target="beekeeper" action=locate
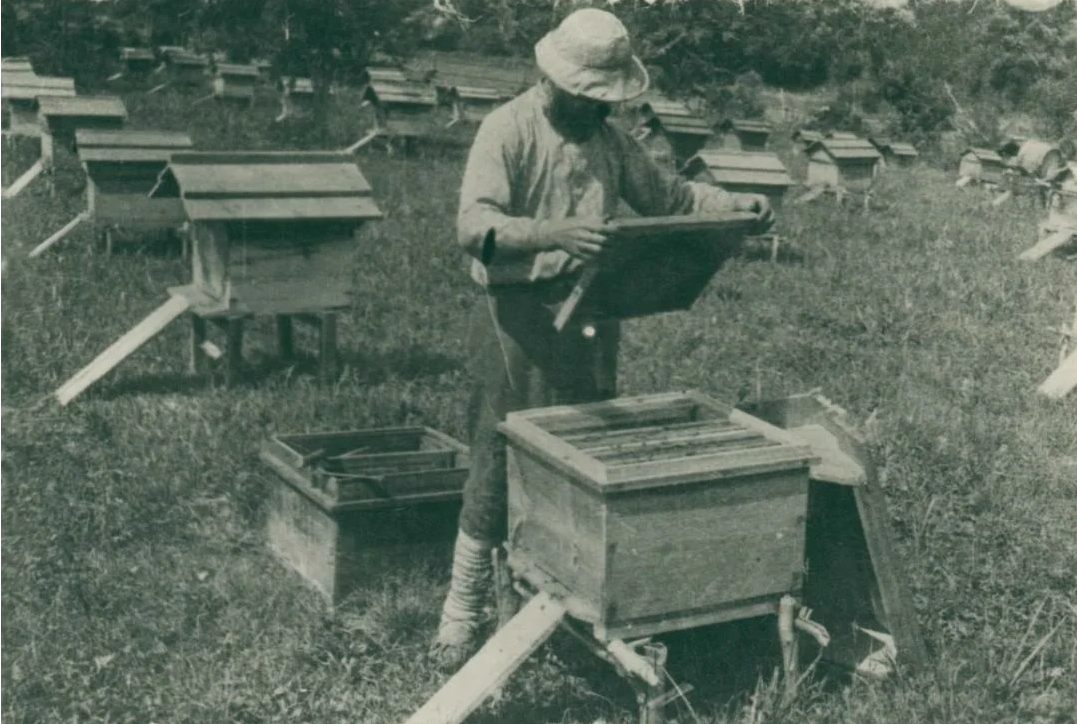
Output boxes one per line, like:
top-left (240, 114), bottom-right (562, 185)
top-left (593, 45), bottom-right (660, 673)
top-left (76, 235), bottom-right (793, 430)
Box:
top-left (432, 7), bottom-right (775, 669)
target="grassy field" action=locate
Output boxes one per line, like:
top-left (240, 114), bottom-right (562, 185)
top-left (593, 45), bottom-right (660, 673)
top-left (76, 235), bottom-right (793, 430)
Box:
top-left (2, 86), bottom-right (1076, 724)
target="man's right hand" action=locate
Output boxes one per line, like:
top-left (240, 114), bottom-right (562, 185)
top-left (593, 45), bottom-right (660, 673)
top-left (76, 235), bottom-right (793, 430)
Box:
top-left (533, 217), bottom-right (616, 261)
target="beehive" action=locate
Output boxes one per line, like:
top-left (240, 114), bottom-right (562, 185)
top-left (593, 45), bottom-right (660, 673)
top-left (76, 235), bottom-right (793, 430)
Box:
top-left (261, 427), bottom-right (469, 603)
top-left (150, 151), bottom-right (383, 315)
top-left (120, 47), bottom-right (157, 77)
top-left (1, 57), bottom-right (33, 73)
top-left (75, 129), bottom-right (193, 228)
top-left (958, 148), bottom-right (1005, 186)
top-left (362, 80), bottom-right (445, 139)
top-left (826, 130), bottom-right (859, 140)
top-left (791, 128), bottom-right (824, 153)
top-left (38, 96), bottom-right (127, 163)
top-left (805, 138), bottom-right (880, 193)
top-left (279, 77), bottom-right (317, 118)
top-left (406, 50), bottom-right (538, 99)
top-left (683, 150), bottom-right (794, 211)
top-left (501, 391), bottom-right (817, 641)
top-left (719, 118), bottom-right (772, 152)
top-left (1, 72), bottom-right (75, 136)
top-left (634, 99), bottom-right (713, 169)
top-left (212, 63), bottom-right (260, 103)
top-left (446, 86), bottom-right (510, 125)
top-left (161, 48), bottom-right (208, 87)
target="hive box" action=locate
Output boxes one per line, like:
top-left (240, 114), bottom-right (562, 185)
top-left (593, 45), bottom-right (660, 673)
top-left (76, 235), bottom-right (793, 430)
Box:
top-left (1, 73), bottom-right (75, 136)
top-left (683, 150), bottom-right (794, 212)
top-left (500, 391), bottom-right (818, 641)
top-left (38, 95), bottom-right (127, 163)
top-left (261, 427), bottom-right (470, 603)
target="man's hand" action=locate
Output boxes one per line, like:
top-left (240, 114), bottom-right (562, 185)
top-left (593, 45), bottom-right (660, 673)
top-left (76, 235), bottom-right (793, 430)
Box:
top-left (533, 217), bottom-right (616, 261)
top-left (734, 193), bottom-right (776, 235)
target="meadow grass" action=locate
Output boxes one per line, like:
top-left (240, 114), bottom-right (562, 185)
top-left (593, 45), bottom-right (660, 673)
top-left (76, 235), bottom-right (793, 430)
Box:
top-left (2, 86), bottom-right (1075, 724)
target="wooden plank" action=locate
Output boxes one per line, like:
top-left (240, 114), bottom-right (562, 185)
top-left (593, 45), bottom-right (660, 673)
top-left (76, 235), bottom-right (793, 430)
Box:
top-left (172, 162), bottom-right (373, 197)
top-left (28, 211), bottom-right (89, 257)
top-left (1039, 349), bottom-right (1077, 399)
top-left (2, 159), bottom-right (44, 199)
top-left (182, 196), bottom-right (382, 222)
top-left (1018, 229), bottom-right (1074, 261)
top-left (402, 592), bottom-right (566, 724)
top-left (54, 295), bottom-right (190, 405)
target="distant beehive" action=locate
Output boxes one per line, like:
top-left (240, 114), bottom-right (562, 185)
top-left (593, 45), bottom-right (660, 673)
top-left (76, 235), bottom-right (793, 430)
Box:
top-left (75, 129), bottom-right (193, 230)
top-left (633, 98), bottom-right (713, 170)
top-left (958, 148), bottom-right (1005, 186)
top-left (212, 63), bottom-right (260, 104)
top-left (1, 57), bottom-right (33, 73)
top-left (119, 47), bottom-right (156, 77)
top-left (683, 150), bottom-right (794, 211)
top-left (718, 118), bottom-right (772, 152)
top-left (160, 48), bottom-right (209, 87)
top-left (278, 78), bottom-right (320, 118)
top-left (38, 96), bottom-right (127, 164)
top-left (869, 137), bottom-right (919, 168)
top-left (150, 152), bottom-right (383, 315)
top-left (406, 51), bottom-right (539, 99)
top-left (791, 128), bottom-right (825, 154)
top-left (362, 80), bottom-right (444, 138)
top-left (446, 86), bottom-right (511, 125)
top-left (826, 131), bottom-right (859, 140)
top-left (1, 72), bottom-right (75, 136)
top-left (805, 138), bottom-right (880, 193)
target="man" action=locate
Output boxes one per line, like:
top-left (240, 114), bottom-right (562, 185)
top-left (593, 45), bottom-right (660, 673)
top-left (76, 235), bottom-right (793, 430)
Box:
top-left (432, 7), bottom-right (774, 669)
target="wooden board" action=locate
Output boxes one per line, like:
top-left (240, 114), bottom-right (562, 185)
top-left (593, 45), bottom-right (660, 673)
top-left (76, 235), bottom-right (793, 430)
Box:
top-left (1019, 229), bottom-right (1074, 261)
top-left (403, 593), bottom-right (566, 724)
top-left (54, 295), bottom-right (190, 406)
top-left (553, 213), bottom-right (756, 331)
top-left (1039, 349), bottom-right (1077, 398)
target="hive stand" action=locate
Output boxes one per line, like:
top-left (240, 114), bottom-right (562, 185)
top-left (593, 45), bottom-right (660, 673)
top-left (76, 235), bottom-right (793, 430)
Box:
top-left (403, 392), bottom-right (833, 724)
top-left (29, 129), bottom-right (194, 258)
top-left (683, 150), bottom-right (794, 261)
top-left (346, 80), bottom-right (448, 154)
top-left (52, 152), bottom-right (383, 405)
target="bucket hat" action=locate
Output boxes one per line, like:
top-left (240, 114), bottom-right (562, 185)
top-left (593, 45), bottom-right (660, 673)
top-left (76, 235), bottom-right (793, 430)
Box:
top-left (534, 8), bottom-right (649, 103)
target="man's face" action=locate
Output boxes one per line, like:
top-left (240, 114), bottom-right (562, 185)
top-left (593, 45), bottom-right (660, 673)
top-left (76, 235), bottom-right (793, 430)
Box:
top-left (544, 81), bottom-right (612, 141)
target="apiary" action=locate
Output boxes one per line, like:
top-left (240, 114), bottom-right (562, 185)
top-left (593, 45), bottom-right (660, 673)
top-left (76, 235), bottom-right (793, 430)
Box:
top-left (261, 426), bottom-right (470, 604)
top-left (683, 150), bottom-right (794, 212)
top-left (553, 213), bottom-right (755, 331)
top-left (212, 63), bottom-right (259, 104)
top-left (1, 72), bottom-right (75, 136)
top-left (74, 129), bottom-right (193, 247)
top-left (719, 118), bottom-right (772, 152)
top-left (38, 96), bottom-right (127, 164)
top-left (501, 391), bottom-right (817, 642)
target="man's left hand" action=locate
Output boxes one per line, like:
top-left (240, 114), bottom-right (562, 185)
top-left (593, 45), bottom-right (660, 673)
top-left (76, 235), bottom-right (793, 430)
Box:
top-left (734, 193), bottom-right (775, 235)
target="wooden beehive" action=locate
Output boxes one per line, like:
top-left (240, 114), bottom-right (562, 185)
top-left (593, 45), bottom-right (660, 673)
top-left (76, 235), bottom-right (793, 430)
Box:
top-left (120, 47), bottom-right (157, 77)
top-left (553, 213), bottom-right (755, 331)
top-left (407, 50), bottom-right (538, 99)
top-left (75, 129), bottom-right (193, 228)
top-left (279, 77), bottom-right (317, 118)
top-left (150, 151), bottom-right (383, 315)
top-left (212, 63), bottom-right (260, 103)
top-left (719, 118), bottom-right (772, 152)
top-left (869, 138), bottom-right (919, 169)
top-left (446, 85), bottom-right (509, 125)
top-left (362, 80), bottom-right (444, 138)
top-left (261, 427), bottom-right (469, 603)
top-left (1, 57), bottom-right (33, 73)
top-left (501, 391), bottom-right (817, 642)
top-left (791, 128), bottom-right (824, 154)
top-left (1, 73), bottom-right (75, 136)
top-left (958, 148), bottom-right (1005, 186)
top-left (162, 48), bottom-right (208, 87)
top-left (634, 99), bottom-right (713, 169)
top-left (683, 150), bottom-right (794, 211)
top-left (38, 96), bottom-right (127, 163)
top-left (805, 138), bottom-right (880, 193)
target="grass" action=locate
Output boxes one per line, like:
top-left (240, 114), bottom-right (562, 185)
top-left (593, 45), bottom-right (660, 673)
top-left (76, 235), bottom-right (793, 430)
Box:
top-left (2, 84), bottom-right (1076, 724)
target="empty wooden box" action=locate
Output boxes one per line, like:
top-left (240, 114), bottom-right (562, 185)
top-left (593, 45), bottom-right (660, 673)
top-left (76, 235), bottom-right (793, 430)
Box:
top-left (1, 73), bottom-right (75, 136)
top-left (213, 63), bottom-right (259, 103)
top-left (683, 150), bottom-right (794, 211)
top-left (75, 129), bottom-right (193, 229)
top-left (501, 391), bottom-right (817, 641)
top-left (261, 427), bottom-right (470, 603)
top-left (38, 96), bottom-right (126, 164)
top-left (804, 138), bottom-right (880, 194)
top-left (151, 151), bottom-right (383, 315)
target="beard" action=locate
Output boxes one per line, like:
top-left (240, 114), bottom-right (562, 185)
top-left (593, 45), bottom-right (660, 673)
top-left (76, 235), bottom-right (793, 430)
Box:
top-left (543, 82), bottom-right (612, 142)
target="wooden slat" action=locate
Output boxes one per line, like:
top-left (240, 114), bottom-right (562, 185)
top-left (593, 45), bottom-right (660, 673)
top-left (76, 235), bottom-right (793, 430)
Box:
top-left (1018, 229), bottom-right (1074, 261)
top-left (171, 162), bottom-right (372, 197)
top-left (1039, 349), bottom-right (1077, 399)
top-left (75, 129), bottom-right (192, 149)
top-left (38, 95), bottom-right (126, 119)
top-left (28, 211), bottom-right (89, 258)
top-left (55, 295), bottom-right (190, 406)
top-left (182, 196), bottom-right (382, 222)
top-left (1, 159), bottom-right (44, 199)
top-left (402, 592), bottom-right (566, 724)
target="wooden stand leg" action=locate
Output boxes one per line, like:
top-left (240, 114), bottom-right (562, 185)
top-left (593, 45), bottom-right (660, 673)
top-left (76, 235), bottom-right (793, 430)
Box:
top-left (319, 313), bottom-right (338, 384)
top-left (778, 595), bottom-right (799, 703)
top-left (225, 319), bottom-right (244, 387)
top-left (105, 227), bottom-right (115, 255)
top-left (276, 315), bottom-right (294, 360)
top-left (189, 315), bottom-right (207, 374)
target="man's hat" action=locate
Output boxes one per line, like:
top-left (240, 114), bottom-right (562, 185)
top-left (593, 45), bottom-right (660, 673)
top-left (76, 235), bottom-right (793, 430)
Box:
top-left (534, 8), bottom-right (649, 103)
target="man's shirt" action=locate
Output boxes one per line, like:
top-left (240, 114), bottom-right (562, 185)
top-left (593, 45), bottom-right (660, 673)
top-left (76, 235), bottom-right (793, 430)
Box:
top-left (457, 84), bottom-right (739, 286)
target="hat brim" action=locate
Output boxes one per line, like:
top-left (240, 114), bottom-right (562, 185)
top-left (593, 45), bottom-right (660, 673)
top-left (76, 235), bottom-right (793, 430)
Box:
top-left (535, 33), bottom-right (649, 103)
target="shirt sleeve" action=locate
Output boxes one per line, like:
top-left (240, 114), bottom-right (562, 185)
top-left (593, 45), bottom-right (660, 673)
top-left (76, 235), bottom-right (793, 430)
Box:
top-left (456, 110), bottom-right (540, 264)
top-left (615, 129), bottom-right (740, 217)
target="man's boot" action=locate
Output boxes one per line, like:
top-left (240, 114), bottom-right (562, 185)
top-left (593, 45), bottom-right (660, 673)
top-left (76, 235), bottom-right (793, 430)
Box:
top-left (430, 530), bottom-right (492, 671)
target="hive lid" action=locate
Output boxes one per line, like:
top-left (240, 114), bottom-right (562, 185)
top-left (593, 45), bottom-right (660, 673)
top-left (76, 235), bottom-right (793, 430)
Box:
top-left (792, 129), bottom-right (825, 144)
top-left (151, 151), bottom-right (383, 222)
top-left (963, 147), bottom-right (1003, 163)
top-left (648, 112), bottom-right (713, 138)
top-left (721, 118), bottom-right (772, 134)
top-left (75, 129), bottom-right (193, 163)
top-left (806, 137), bottom-right (880, 161)
top-left (2, 57), bottom-right (33, 72)
top-left (1, 73), bottom-right (76, 100)
top-left (38, 95), bottom-right (127, 120)
top-left (500, 391), bottom-right (818, 494)
top-left (363, 81), bottom-right (438, 108)
top-left (215, 63), bottom-right (259, 78)
top-left (687, 150), bottom-right (793, 188)
top-left (888, 142), bottom-right (918, 157)
top-left (121, 47), bottom-right (155, 62)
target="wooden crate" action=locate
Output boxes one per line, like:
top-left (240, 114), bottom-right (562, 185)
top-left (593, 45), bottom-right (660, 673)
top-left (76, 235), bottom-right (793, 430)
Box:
top-left (500, 391), bottom-right (817, 642)
top-left (150, 151), bottom-right (383, 315)
top-left (76, 129), bottom-right (193, 228)
top-left (260, 427), bottom-right (470, 603)
top-left (553, 213), bottom-right (756, 331)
